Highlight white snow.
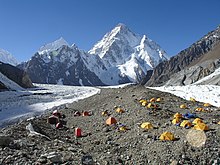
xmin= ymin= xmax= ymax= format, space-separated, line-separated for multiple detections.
xmin=149 ymin=85 xmax=220 ymax=107
xmin=38 ymin=37 xmax=69 ymax=55
xmin=0 ymin=84 xmax=100 ymax=127
xmin=88 ymin=23 xmax=169 ymax=84
xmin=0 ymin=48 xmax=18 ymax=66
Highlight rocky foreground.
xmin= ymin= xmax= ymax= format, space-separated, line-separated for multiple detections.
xmin=0 ymin=85 xmax=220 ymax=164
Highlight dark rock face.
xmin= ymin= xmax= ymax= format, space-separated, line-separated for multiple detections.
xmin=18 ymin=46 xmax=105 ymax=86
xmin=145 ymin=26 xmax=220 ymax=86
xmin=0 ymin=62 xmax=34 ymax=88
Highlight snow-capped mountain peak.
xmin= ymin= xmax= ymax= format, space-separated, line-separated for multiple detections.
xmin=89 ymin=23 xmax=141 ymax=60
xmin=0 ymin=48 xmax=18 ymax=66
xmin=38 ymin=37 xmax=69 ymax=55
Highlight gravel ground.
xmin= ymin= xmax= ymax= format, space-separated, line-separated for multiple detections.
xmin=0 ymin=84 xmax=219 ymax=165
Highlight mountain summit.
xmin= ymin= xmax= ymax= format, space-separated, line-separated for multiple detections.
xmin=89 ymin=23 xmax=169 ymax=83
xmin=19 ymin=24 xmax=169 ymax=86
xmin=0 ymin=49 xmax=18 ymax=66
xmin=38 ymin=37 xmax=69 ymax=55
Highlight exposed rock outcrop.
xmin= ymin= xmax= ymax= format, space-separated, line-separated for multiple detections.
xmin=145 ymin=26 xmax=220 ymax=86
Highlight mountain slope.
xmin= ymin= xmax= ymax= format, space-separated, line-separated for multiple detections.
xmin=0 ymin=62 xmax=34 ymax=90
xmin=20 ymin=24 xmax=169 ymax=86
xmin=0 ymin=49 xmax=18 ymax=66
xmin=144 ymin=25 xmax=220 ymax=86
xmin=89 ymin=23 xmax=169 ymax=84
xmin=19 ymin=43 xmax=105 ymax=86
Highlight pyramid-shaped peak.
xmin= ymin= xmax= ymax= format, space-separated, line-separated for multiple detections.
xmin=38 ymin=37 xmax=69 ymax=54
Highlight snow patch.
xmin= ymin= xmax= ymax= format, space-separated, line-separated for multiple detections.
xmin=149 ymin=85 xmax=220 ymax=107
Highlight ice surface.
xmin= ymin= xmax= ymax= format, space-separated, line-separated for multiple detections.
xmin=0 ymin=84 xmax=100 ymax=127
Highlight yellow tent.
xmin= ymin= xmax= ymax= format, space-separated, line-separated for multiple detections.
xmin=194 ymin=123 xmax=209 ymax=131
xmin=180 ymin=120 xmax=192 ymax=128
xmin=180 ymin=104 xmax=187 ymax=109
xmin=119 ymin=125 xmax=127 ymax=131
xmin=140 ymin=122 xmax=153 ymax=130
xmin=159 ymin=132 xmax=175 ymax=141
xmin=172 ymin=118 xmax=181 ymax=125
xmin=116 ymin=107 xmax=125 ymax=113
xmin=173 ymin=113 xmax=182 ymax=119
xmin=190 ymin=97 xmax=196 ymax=102
xmin=195 ymin=107 xmax=205 ymax=112
xmin=218 ymin=121 xmax=220 ymax=125
xmin=192 ymin=118 xmax=203 ymax=125
xmin=101 ymin=110 xmax=109 ymax=116
xmin=147 ymin=103 xmax=158 ymax=109
xmin=156 ymin=98 xmax=161 ymax=102
xmin=139 ymin=99 xmax=148 ymax=106
xmin=150 ymin=98 xmax=156 ymax=102
xmin=204 ymin=103 xmax=211 ymax=107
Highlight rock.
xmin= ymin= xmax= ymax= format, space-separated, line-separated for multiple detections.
xmin=81 ymin=155 xmax=94 ymax=165
xmin=43 ymin=152 xmax=62 ymax=163
xmin=0 ymin=135 xmax=13 ymax=147
xmin=37 ymin=156 xmax=47 ymax=164
xmin=186 ymin=130 xmax=207 ymax=147
xmin=170 ymin=160 xmax=178 ymax=165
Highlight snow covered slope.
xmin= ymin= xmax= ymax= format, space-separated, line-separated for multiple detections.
xmin=0 ymin=48 xmax=18 ymax=66
xmin=0 ymin=84 xmax=100 ymax=127
xmin=89 ymin=23 xmax=169 ymax=83
xmin=38 ymin=37 xmax=69 ymax=55
xmin=20 ymin=23 xmax=169 ymax=86
xmin=150 ymin=85 xmax=220 ymax=107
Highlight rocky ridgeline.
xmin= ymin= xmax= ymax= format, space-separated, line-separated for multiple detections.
xmin=0 ymin=85 xmax=219 ymax=164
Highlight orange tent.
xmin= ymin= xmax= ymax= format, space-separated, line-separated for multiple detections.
xmin=106 ymin=117 xmax=117 ymax=125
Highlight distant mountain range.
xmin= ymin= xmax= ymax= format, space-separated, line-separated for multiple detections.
xmin=1 ymin=23 xmax=220 ymax=89
xmin=18 ymin=23 xmax=169 ymax=86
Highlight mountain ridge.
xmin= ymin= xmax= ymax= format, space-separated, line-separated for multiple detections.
xmin=19 ymin=23 xmax=168 ymax=86
xmin=144 ymin=25 xmax=220 ymax=86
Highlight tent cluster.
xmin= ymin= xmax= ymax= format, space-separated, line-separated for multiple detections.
xmin=47 ymin=110 xmax=66 ymax=129
xmin=139 ymin=97 xmax=161 ymax=110
xmin=73 ymin=110 xmax=91 ymax=117
xmin=171 ymin=112 xmax=209 ymax=131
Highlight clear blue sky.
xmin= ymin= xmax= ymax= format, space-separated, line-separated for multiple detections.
xmin=0 ymin=0 xmax=220 ymax=62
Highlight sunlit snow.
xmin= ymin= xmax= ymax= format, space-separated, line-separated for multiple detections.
xmin=0 ymin=84 xmax=100 ymax=127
